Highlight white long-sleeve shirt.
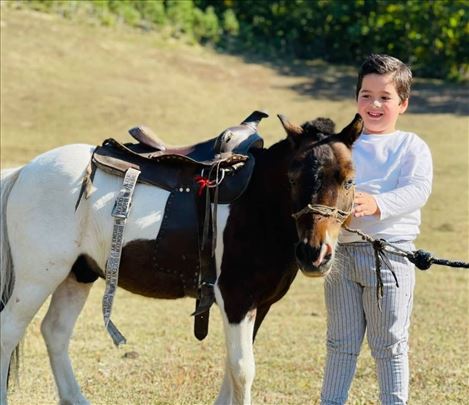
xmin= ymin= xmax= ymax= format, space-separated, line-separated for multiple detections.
xmin=340 ymin=130 xmax=433 ymax=243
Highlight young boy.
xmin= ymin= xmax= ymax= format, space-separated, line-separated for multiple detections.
xmin=320 ymin=54 xmax=433 ymax=404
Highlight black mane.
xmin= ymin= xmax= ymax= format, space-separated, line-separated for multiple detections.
xmin=301 ymin=117 xmax=336 ymax=138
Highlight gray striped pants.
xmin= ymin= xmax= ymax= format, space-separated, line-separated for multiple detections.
xmin=320 ymin=242 xmax=415 ymax=405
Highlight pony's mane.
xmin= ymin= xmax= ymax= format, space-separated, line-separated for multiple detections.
xmin=301 ymin=117 xmax=336 ymax=137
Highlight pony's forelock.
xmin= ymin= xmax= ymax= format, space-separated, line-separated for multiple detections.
xmin=301 ymin=117 xmax=336 ymax=138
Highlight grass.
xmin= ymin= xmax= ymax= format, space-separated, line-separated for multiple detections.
xmin=1 ymin=6 xmax=468 ymax=405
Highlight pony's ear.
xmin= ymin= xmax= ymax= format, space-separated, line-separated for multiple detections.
xmin=278 ymin=114 xmax=304 ymax=147
xmin=338 ymin=114 xmax=363 ymax=147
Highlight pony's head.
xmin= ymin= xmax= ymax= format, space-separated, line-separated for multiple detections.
xmin=279 ymin=113 xmax=363 ymax=277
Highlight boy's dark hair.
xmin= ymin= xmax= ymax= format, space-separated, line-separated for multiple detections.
xmin=356 ymin=54 xmax=412 ymax=102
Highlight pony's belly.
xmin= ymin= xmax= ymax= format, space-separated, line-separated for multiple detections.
xmin=118 ymin=239 xmax=195 ymax=299
xmin=116 ymin=204 xmax=231 ymax=299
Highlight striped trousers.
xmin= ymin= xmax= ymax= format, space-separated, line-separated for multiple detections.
xmin=320 ymin=242 xmax=415 ymax=405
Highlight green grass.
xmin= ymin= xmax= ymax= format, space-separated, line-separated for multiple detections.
xmin=1 ymin=6 xmax=468 ymax=405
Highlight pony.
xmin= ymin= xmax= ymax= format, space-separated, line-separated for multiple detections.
xmin=0 ymin=113 xmax=362 ymax=405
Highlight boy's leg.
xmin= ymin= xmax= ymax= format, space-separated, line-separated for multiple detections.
xmin=321 ymin=246 xmax=366 ymax=405
xmin=363 ymin=246 xmax=415 ymax=405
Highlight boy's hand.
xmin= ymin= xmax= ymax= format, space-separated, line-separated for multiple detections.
xmin=353 ymin=192 xmax=380 ymax=217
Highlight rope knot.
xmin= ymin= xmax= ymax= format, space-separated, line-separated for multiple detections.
xmin=373 ymin=239 xmax=386 ymax=251
xmin=408 ymin=249 xmax=433 ymax=270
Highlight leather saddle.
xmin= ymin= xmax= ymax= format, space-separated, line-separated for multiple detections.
xmin=92 ymin=110 xmax=267 ymax=203
xmin=89 ymin=111 xmax=268 ymax=341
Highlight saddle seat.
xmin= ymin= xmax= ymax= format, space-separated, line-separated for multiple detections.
xmin=127 ymin=111 xmax=266 ymax=166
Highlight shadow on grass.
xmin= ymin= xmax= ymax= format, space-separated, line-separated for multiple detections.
xmin=225 ymin=50 xmax=469 ymax=116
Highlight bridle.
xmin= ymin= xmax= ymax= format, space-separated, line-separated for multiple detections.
xmin=289 ymin=137 xmax=356 ymax=226
xmin=291 ymin=187 xmax=355 ymax=225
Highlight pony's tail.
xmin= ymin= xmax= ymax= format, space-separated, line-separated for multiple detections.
xmin=1 ymin=167 xmax=23 ymax=388
xmin=1 ymin=167 xmax=22 ymax=311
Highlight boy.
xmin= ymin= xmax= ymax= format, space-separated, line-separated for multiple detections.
xmin=320 ymin=54 xmax=433 ymax=404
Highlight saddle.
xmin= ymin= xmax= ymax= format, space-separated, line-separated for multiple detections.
xmin=88 ymin=111 xmax=268 ymax=341
xmin=92 ymin=111 xmax=266 ymax=203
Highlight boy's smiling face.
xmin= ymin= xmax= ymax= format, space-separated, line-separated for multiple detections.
xmin=357 ymin=73 xmax=408 ymax=134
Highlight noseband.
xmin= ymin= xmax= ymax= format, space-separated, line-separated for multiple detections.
xmin=291 ymin=188 xmax=354 ymax=225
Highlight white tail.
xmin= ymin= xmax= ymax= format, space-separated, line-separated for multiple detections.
xmin=1 ymin=167 xmax=22 ymax=311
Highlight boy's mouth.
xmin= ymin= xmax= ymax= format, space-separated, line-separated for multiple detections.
xmin=367 ymin=111 xmax=383 ymax=118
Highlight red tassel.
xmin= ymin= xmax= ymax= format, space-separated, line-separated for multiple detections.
xmin=195 ymin=175 xmax=214 ymax=197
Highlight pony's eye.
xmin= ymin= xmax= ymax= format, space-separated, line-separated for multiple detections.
xmin=344 ymin=179 xmax=354 ymax=190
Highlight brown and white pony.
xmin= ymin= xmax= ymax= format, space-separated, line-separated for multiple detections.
xmin=0 ymin=113 xmax=362 ymax=405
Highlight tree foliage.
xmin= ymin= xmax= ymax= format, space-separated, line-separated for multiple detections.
xmin=197 ymin=0 xmax=468 ymax=81
xmin=10 ymin=0 xmax=468 ymax=81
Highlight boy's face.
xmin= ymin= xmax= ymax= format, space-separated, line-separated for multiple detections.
xmin=357 ymin=73 xmax=408 ymax=134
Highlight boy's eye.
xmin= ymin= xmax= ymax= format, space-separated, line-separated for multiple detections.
xmin=381 ymin=96 xmax=391 ymax=101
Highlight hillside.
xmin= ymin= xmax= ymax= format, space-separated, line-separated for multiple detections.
xmin=1 ymin=6 xmax=357 ymax=165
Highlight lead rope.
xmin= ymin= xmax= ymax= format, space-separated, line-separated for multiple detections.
xmin=343 ymin=225 xmax=400 ymax=310
xmin=343 ymin=224 xmax=469 ymax=308
xmin=102 ymin=167 xmax=140 ymax=346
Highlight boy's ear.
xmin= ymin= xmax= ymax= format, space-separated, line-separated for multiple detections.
xmin=338 ymin=114 xmax=363 ymax=148
xmin=399 ymin=98 xmax=409 ymax=114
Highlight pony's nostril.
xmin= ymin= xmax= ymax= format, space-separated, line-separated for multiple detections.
xmin=295 ymin=242 xmax=307 ymax=262
xmin=295 ymin=241 xmax=320 ymax=265
xmin=312 ymin=243 xmax=333 ymax=268
xmin=295 ymin=242 xmax=310 ymax=260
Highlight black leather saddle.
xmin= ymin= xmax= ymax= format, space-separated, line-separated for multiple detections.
xmin=89 ymin=111 xmax=268 ymax=341
xmin=92 ymin=110 xmax=267 ymax=203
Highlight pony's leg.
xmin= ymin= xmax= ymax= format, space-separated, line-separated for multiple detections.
xmin=41 ymin=274 xmax=92 ymax=405
xmin=214 ymin=304 xmax=269 ymax=405
xmin=221 ymin=310 xmax=256 ymax=405
xmin=215 ymin=285 xmax=256 ymax=405
xmin=0 ymin=280 xmax=63 ymax=405
xmin=215 ymin=359 xmax=234 ymax=405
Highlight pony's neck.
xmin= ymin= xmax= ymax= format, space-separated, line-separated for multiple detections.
xmin=249 ymin=140 xmax=297 ymax=243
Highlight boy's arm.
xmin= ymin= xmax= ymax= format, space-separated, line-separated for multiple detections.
xmin=374 ymin=139 xmax=433 ymax=220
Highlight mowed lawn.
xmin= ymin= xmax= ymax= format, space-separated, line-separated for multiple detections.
xmin=1 ymin=7 xmax=468 ymax=405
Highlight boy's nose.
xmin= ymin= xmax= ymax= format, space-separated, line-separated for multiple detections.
xmin=372 ymin=99 xmax=382 ymax=107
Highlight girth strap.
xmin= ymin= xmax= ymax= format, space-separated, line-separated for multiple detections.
xmin=102 ymin=167 xmax=141 ymax=346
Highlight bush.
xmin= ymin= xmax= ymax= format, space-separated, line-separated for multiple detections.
xmin=193 ymin=6 xmax=220 ymax=43
xmin=135 ymin=0 xmax=166 ymax=26
xmin=166 ymin=0 xmax=195 ymax=36
xmin=222 ymin=8 xmax=239 ymax=36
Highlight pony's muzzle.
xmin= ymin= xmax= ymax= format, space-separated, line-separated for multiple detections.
xmin=295 ymin=241 xmax=333 ymax=276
